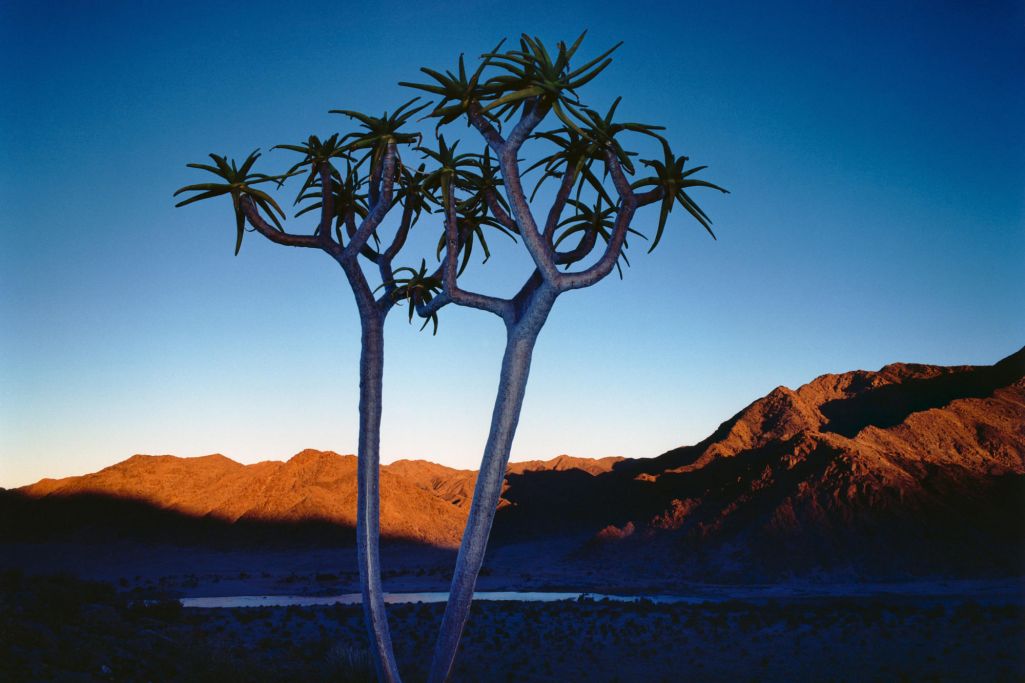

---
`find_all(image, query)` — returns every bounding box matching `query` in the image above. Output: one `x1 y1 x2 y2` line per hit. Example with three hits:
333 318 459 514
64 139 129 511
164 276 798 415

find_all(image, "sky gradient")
2 0 1023 487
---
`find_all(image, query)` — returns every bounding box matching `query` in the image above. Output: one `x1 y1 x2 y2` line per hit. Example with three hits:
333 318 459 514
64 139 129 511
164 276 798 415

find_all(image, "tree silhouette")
174 32 726 683
402 33 727 682
174 102 437 683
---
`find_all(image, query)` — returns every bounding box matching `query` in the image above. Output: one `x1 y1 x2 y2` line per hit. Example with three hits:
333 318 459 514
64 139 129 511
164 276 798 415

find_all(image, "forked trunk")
356 313 402 683
429 290 556 683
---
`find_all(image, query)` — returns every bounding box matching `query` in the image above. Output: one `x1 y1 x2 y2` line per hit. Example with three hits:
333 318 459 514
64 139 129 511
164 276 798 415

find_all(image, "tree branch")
510 268 546 320
239 196 325 251
554 229 599 267
635 187 664 207
483 187 518 235
493 100 560 284
373 200 417 311
467 103 506 154
317 161 336 249
554 150 638 291
543 167 578 246
415 289 451 318
441 191 513 320
339 255 381 322
382 199 416 264
409 249 460 318
344 210 382 263
343 143 399 261
506 99 548 149
368 150 384 208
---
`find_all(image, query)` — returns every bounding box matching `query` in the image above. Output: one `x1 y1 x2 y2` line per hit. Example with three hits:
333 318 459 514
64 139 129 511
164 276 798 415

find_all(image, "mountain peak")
287 449 352 464
509 454 624 476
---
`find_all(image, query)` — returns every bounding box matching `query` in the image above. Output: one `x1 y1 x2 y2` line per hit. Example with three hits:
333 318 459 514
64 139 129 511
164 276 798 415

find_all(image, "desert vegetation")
2 572 1022 682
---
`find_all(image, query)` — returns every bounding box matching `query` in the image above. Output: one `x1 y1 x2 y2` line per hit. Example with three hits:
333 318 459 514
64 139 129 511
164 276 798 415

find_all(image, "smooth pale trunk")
429 289 556 683
355 309 402 683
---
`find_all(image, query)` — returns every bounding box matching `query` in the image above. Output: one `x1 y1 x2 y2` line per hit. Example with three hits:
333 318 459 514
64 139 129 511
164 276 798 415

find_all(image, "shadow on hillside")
498 436 837 541
821 347 1025 437
495 441 1025 579
0 490 451 552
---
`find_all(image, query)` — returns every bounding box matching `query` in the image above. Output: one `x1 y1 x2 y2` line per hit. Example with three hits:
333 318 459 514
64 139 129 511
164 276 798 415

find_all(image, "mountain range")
5 346 1023 577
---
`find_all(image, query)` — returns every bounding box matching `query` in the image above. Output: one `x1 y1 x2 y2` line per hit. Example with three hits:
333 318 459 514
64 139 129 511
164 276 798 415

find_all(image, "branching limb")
635 187 664 207
343 143 399 261
317 161 337 249
382 200 416 265
367 153 383 208
466 103 506 154
491 100 561 284
441 191 513 320
341 257 380 320
373 200 417 312
510 269 546 320
554 228 599 267
407 253 459 317
343 210 383 264
554 150 638 291
239 196 325 250
506 100 549 149
543 168 578 246
414 289 451 318
483 187 518 235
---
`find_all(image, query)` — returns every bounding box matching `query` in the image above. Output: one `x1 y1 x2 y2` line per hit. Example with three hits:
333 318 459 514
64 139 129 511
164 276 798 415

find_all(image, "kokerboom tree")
173 102 466 682
174 31 726 683
400 33 728 682
174 90 522 680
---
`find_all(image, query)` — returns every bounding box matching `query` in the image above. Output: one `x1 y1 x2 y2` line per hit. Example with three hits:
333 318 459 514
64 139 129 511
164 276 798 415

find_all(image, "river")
180 591 711 608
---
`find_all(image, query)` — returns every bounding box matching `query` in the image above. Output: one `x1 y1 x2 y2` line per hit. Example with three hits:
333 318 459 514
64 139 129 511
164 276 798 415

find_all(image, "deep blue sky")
2 1 1023 487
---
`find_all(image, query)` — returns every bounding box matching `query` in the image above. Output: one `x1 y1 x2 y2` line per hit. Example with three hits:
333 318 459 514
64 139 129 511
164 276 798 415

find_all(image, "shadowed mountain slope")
492 346 1025 576
385 455 623 510
7 347 1023 577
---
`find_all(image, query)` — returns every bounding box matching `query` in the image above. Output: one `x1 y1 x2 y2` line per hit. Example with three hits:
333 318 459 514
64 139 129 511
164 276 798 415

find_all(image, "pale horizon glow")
2 1 1023 488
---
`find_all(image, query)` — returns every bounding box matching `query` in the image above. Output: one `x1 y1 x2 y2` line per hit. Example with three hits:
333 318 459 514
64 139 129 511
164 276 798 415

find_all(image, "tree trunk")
356 313 402 683
428 289 556 683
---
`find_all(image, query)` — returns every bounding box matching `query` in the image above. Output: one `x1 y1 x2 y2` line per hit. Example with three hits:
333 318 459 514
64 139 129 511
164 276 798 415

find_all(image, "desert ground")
2 549 1023 682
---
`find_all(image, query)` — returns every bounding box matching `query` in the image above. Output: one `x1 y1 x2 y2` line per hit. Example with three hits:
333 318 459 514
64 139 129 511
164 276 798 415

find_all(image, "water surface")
181 591 707 608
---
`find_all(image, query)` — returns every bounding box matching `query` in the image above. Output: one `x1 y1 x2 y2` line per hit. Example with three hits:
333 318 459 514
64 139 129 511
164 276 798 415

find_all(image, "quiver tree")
401 33 728 682
173 32 726 683
175 93 529 682
173 101 444 683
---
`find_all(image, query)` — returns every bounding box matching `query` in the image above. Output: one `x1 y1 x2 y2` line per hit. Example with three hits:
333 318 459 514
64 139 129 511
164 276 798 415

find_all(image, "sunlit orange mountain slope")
8 346 1023 575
